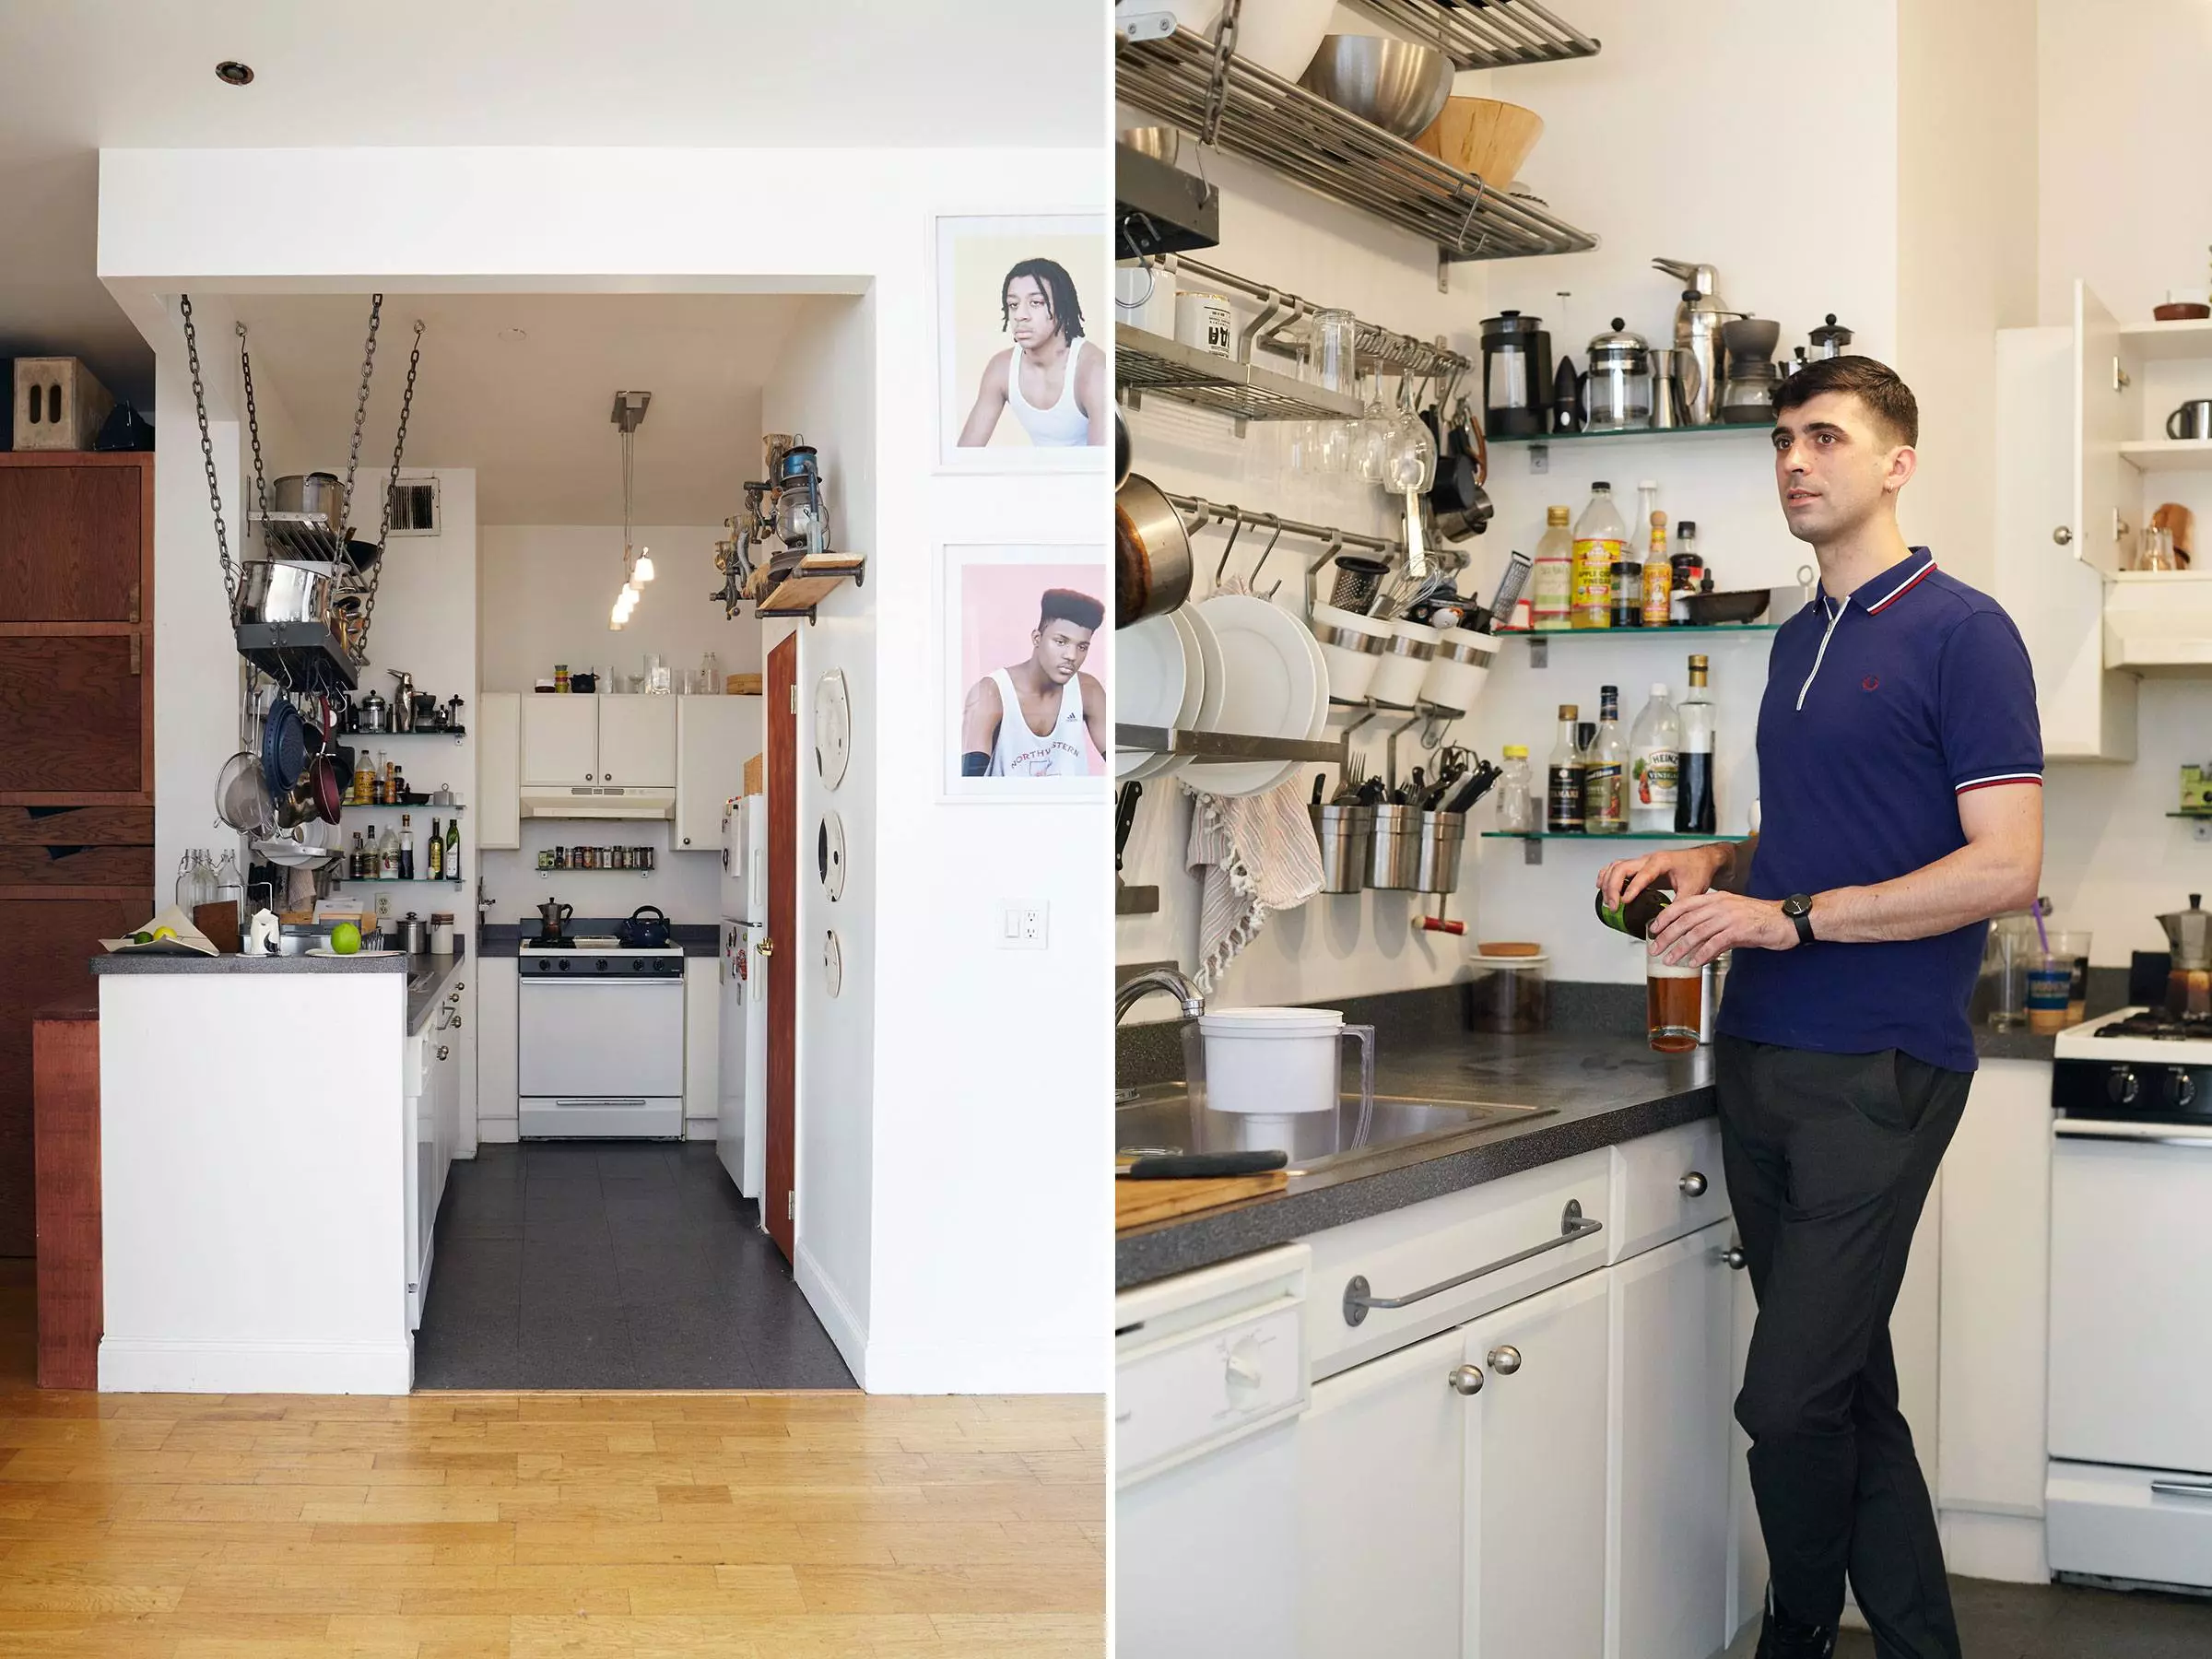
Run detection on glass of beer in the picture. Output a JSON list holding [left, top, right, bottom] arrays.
[[1647, 941, 1702, 1053]]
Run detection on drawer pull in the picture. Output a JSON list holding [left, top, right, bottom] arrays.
[[1343, 1200, 1602, 1326], [2151, 1480, 2212, 1500], [1678, 1171, 1708, 1197]]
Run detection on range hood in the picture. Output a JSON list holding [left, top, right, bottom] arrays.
[[522, 784, 674, 820], [2104, 571, 2212, 672]]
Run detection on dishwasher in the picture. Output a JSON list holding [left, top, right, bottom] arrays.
[[1115, 1243, 1310, 1658]]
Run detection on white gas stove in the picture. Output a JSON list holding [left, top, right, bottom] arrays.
[[518, 938, 687, 1138], [2047, 1005, 2212, 1592]]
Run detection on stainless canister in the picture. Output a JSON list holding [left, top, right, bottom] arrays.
[[1412, 810, 1466, 894], [1700, 950, 1731, 1044], [1367, 803, 1418, 890], [1310, 803, 1374, 895], [398, 912, 429, 954]]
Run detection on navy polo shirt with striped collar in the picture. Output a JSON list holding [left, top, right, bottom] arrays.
[[1716, 546, 2042, 1073]]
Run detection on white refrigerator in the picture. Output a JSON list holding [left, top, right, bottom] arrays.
[[716, 794, 770, 1203]]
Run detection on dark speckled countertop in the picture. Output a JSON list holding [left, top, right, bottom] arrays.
[[479, 921, 718, 958]]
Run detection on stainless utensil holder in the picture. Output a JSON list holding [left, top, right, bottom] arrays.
[[1311, 803, 1374, 894], [1413, 810, 1466, 893], [1368, 803, 1418, 889]]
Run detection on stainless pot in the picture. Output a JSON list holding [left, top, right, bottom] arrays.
[[235, 559, 337, 625], [271, 472, 347, 527], [1115, 471, 1194, 629]]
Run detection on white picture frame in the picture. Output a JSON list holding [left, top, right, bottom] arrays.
[[938, 542, 1112, 803], [933, 213, 1112, 473]]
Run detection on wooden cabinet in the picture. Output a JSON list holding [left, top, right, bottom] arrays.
[[1464, 1272, 1612, 1658], [0, 463, 144, 621], [521, 695, 597, 786], [598, 694, 677, 788], [1299, 1326, 1467, 1659], [0, 638, 145, 794], [1608, 1220, 1734, 1659], [477, 692, 521, 849], [676, 696, 757, 852]]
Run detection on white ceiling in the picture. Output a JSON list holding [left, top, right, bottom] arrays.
[[0, 0, 1105, 410], [227, 290, 838, 524]]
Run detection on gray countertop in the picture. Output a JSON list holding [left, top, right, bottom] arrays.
[[479, 921, 718, 958], [92, 949, 415, 974], [406, 944, 470, 1032]]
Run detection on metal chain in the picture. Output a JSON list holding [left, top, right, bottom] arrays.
[[235, 322, 271, 526], [352, 320, 424, 661], [178, 294, 239, 609], [339, 293, 385, 537]]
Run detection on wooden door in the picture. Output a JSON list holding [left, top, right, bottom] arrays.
[[1298, 1328, 1466, 1658], [1608, 1223, 1734, 1659], [1465, 1271, 1612, 1658], [0, 463, 143, 620], [764, 634, 797, 1262]]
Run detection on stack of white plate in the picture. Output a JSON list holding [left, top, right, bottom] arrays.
[[1118, 596, 1328, 796]]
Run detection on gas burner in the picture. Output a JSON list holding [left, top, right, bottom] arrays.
[[2094, 1009, 2212, 1041]]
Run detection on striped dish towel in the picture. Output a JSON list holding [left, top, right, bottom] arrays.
[[1185, 773, 1325, 994]]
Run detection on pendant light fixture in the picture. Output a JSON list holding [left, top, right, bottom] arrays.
[[609, 390, 653, 629]]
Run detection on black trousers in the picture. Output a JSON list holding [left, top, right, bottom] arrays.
[[1714, 1036, 1970, 1659]]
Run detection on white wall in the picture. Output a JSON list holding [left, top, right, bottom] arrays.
[[1123, 0, 1906, 996], [100, 143, 1108, 1395]]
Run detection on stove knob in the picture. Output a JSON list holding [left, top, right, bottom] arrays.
[[596, 958, 610, 972], [557, 959, 570, 972], [2108, 1066, 2139, 1106], [2169, 1067, 2198, 1111]]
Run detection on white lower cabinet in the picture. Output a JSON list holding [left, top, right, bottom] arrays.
[[1465, 1272, 1612, 1658], [1608, 1220, 1735, 1659], [1724, 1242, 1768, 1645], [1299, 1326, 1468, 1658]]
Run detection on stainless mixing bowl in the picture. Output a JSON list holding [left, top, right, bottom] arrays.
[[1299, 35, 1454, 141], [1119, 125, 1182, 167]]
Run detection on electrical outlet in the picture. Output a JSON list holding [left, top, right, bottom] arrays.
[[375, 892, 393, 920], [1000, 900, 1047, 949]]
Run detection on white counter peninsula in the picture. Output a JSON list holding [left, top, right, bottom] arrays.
[[88, 944, 468, 1393]]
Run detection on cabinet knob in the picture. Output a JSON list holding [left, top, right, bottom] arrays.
[[1720, 1244, 1748, 1271], [1486, 1345, 1522, 1376], [2053, 525, 2073, 546], [1678, 1171, 1708, 1197], [1447, 1363, 1485, 1396], [449, 1016, 463, 1028], [683, 837, 691, 845], [437, 1045, 450, 1061]]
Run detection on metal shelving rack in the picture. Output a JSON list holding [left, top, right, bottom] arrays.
[[1117, 324, 1361, 429], [1347, 0, 1600, 70], [1114, 24, 1597, 279]]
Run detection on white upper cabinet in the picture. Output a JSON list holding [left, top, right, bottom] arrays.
[[598, 695, 677, 789], [1995, 280, 2139, 759], [477, 692, 521, 849], [521, 695, 599, 785], [676, 697, 757, 852]]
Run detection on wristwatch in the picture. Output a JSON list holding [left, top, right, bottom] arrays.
[[1782, 893, 1816, 947]]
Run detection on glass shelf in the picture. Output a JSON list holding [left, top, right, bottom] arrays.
[[332, 877, 465, 884], [343, 803, 465, 811], [1489, 422, 1775, 446], [1512, 625, 1782, 640], [349, 726, 467, 738], [1481, 831, 1752, 841], [2166, 813, 2212, 820]]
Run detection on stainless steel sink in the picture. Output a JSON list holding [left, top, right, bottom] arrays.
[[1115, 1083, 1551, 1172]]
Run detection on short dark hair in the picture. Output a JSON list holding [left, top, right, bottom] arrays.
[[1001, 258, 1087, 344], [1772, 355, 1918, 448], [1039, 588, 1103, 631]]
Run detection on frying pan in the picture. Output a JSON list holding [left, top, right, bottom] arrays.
[[261, 696, 308, 803], [307, 698, 343, 825], [1115, 472, 1194, 628]]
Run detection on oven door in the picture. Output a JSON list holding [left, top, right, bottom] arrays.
[[2049, 1123, 2212, 1473], [519, 978, 685, 1100]]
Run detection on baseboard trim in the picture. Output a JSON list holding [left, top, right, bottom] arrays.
[[100, 1335, 412, 1394], [794, 1243, 868, 1389], [477, 1118, 519, 1144], [1940, 1508, 2050, 1583], [858, 1334, 1106, 1396]]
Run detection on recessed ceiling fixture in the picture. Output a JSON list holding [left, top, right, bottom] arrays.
[[609, 390, 653, 629], [215, 60, 254, 86]]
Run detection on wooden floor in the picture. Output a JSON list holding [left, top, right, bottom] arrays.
[[0, 1261, 1105, 1656]]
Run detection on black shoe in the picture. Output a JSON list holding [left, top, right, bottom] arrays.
[[1754, 1585, 1839, 1659]]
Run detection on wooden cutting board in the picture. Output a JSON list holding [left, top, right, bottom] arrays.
[[1116, 1171, 1289, 1232]]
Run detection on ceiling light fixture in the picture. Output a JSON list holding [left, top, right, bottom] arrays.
[[608, 390, 653, 631], [215, 60, 255, 86]]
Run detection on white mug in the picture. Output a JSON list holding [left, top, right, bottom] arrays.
[[1174, 290, 1235, 359]]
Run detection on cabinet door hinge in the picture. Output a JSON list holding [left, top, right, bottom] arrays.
[[789, 684, 799, 713], [129, 636, 142, 676], [786, 1190, 795, 1221], [127, 582, 141, 624]]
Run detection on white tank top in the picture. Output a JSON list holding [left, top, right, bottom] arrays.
[[1006, 338, 1092, 447], [988, 668, 1088, 776]]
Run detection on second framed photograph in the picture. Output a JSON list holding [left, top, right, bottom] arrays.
[[935, 213, 1110, 470], [940, 544, 1112, 801]]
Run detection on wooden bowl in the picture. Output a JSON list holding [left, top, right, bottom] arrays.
[[1414, 96, 1545, 185], [2154, 302, 2211, 322]]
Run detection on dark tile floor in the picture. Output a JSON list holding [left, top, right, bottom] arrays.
[[411, 1140, 856, 1391], [1724, 1575, 2212, 1657]]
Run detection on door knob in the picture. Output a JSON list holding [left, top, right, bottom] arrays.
[[1678, 1171, 1708, 1196], [1720, 1244, 1747, 1270], [1487, 1345, 1522, 1375], [1447, 1363, 1485, 1396], [759, 937, 775, 957]]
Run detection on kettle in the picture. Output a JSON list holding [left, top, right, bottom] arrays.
[[535, 897, 573, 942], [2159, 894, 2212, 1017]]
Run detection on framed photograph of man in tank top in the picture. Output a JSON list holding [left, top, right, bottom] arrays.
[[939, 543, 1112, 802], [934, 214, 1112, 471]]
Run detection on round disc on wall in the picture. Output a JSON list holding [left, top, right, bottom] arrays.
[[814, 669, 852, 789], [817, 811, 847, 900], [822, 929, 843, 997]]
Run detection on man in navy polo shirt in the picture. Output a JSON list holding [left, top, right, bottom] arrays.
[[1598, 356, 2042, 1659]]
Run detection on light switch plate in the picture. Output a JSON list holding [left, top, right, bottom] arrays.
[[1000, 900, 1047, 949]]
